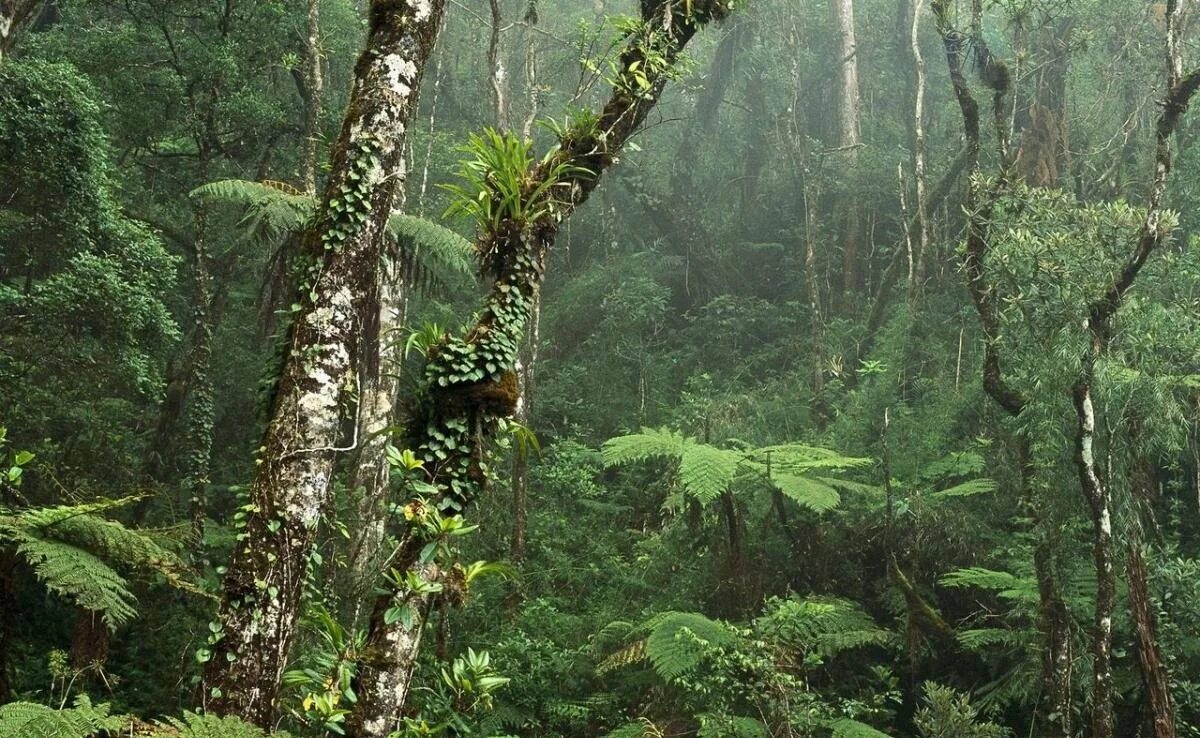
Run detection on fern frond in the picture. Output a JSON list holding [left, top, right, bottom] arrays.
[[149, 712, 287, 738], [0, 696, 127, 738], [596, 639, 647, 674], [773, 473, 841, 513], [939, 568, 1037, 604], [387, 213, 473, 289], [754, 444, 872, 472], [815, 476, 883, 496], [10, 535, 136, 627], [697, 714, 768, 738], [679, 444, 740, 504], [605, 719, 663, 738], [644, 612, 735, 681], [1, 499, 201, 626], [957, 627, 1026, 650], [932, 478, 997, 499], [757, 597, 893, 658], [602, 428, 688, 467]]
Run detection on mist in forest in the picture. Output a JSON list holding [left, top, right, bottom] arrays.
[[2, 1, 1200, 737]]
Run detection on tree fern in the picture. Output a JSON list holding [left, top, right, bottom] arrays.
[[644, 612, 735, 681], [679, 444, 741, 504], [601, 427, 688, 467], [756, 596, 894, 658], [602, 429, 872, 513], [939, 568, 1037, 605], [772, 473, 841, 513], [0, 697, 127, 738], [190, 179, 473, 296], [0, 497, 196, 628]]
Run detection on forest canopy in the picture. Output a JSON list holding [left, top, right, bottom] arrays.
[[1, 1, 1200, 738]]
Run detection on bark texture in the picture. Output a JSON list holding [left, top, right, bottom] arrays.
[[932, 5, 1073, 735], [830, 0, 863, 295], [1070, 4, 1199, 734], [344, 3, 732, 734], [0, 0, 42, 61], [203, 0, 447, 725]]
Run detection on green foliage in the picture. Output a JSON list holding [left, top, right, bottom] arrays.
[[0, 697, 126, 738], [913, 682, 1008, 738], [644, 612, 735, 681], [0, 497, 193, 628], [150, 712, 290, 738], [603, 430, 872, 512], [755, 596, 894, 660], [440, 128, 591, 234]]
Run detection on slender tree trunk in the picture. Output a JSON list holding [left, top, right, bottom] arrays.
[[1068, 4, 1200, 733], [0, 0, 41, 62], [346, 5, 731, 733], [487, 0, 506, 128], [301, 0, 324, 194], [1034, 532, 1074, 738], [1129, 536, 1175, 738], [830, 0, 863, 297], [1073, 372, 1115, 738], [203, 1, 447, 725], [510, 289, 538, 563], [718, 488, 747, 614], [907, 0, 929, 305], [182, 190, 214, 545]]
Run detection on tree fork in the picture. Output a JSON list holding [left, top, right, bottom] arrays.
[[345, 3, 735, 735], [202, 0, 447, 725]]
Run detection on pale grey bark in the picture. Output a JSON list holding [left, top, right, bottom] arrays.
[[202, 0, 447, 726], [301, 0, 324, 194], [0, 0, 41, 62], [907, 0, 929, 305]]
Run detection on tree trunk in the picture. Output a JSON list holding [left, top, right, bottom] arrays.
[[1034, 534, 1074, 738], [487, 0, 506, 127], [1073, 370, 1115, 738], [510, 289, 539, 563], [182, 197, 214, 545], [1129, 454, 1176, 738], [718, 488, 747, 614], [906, 0, 929, 305], [202, 1, 447, 725], [344, 262, 410, 617], [830, 0, 862, 296], [1129, 542, 1174, 738], [345, 4, 731, 732], [300, 0, 324, 194], [0, 0, 42, 62]]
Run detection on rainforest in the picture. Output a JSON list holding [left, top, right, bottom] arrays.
[[2, 1, 1200, 737]]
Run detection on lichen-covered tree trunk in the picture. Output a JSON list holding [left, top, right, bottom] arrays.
[[1072, 369, 1115, 738], [202, 0, 446, 725], [344, 264, 409, 617], [0, 0, 42, 62], [345, 4, 733, 735], [300, 0, 324, 195]]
